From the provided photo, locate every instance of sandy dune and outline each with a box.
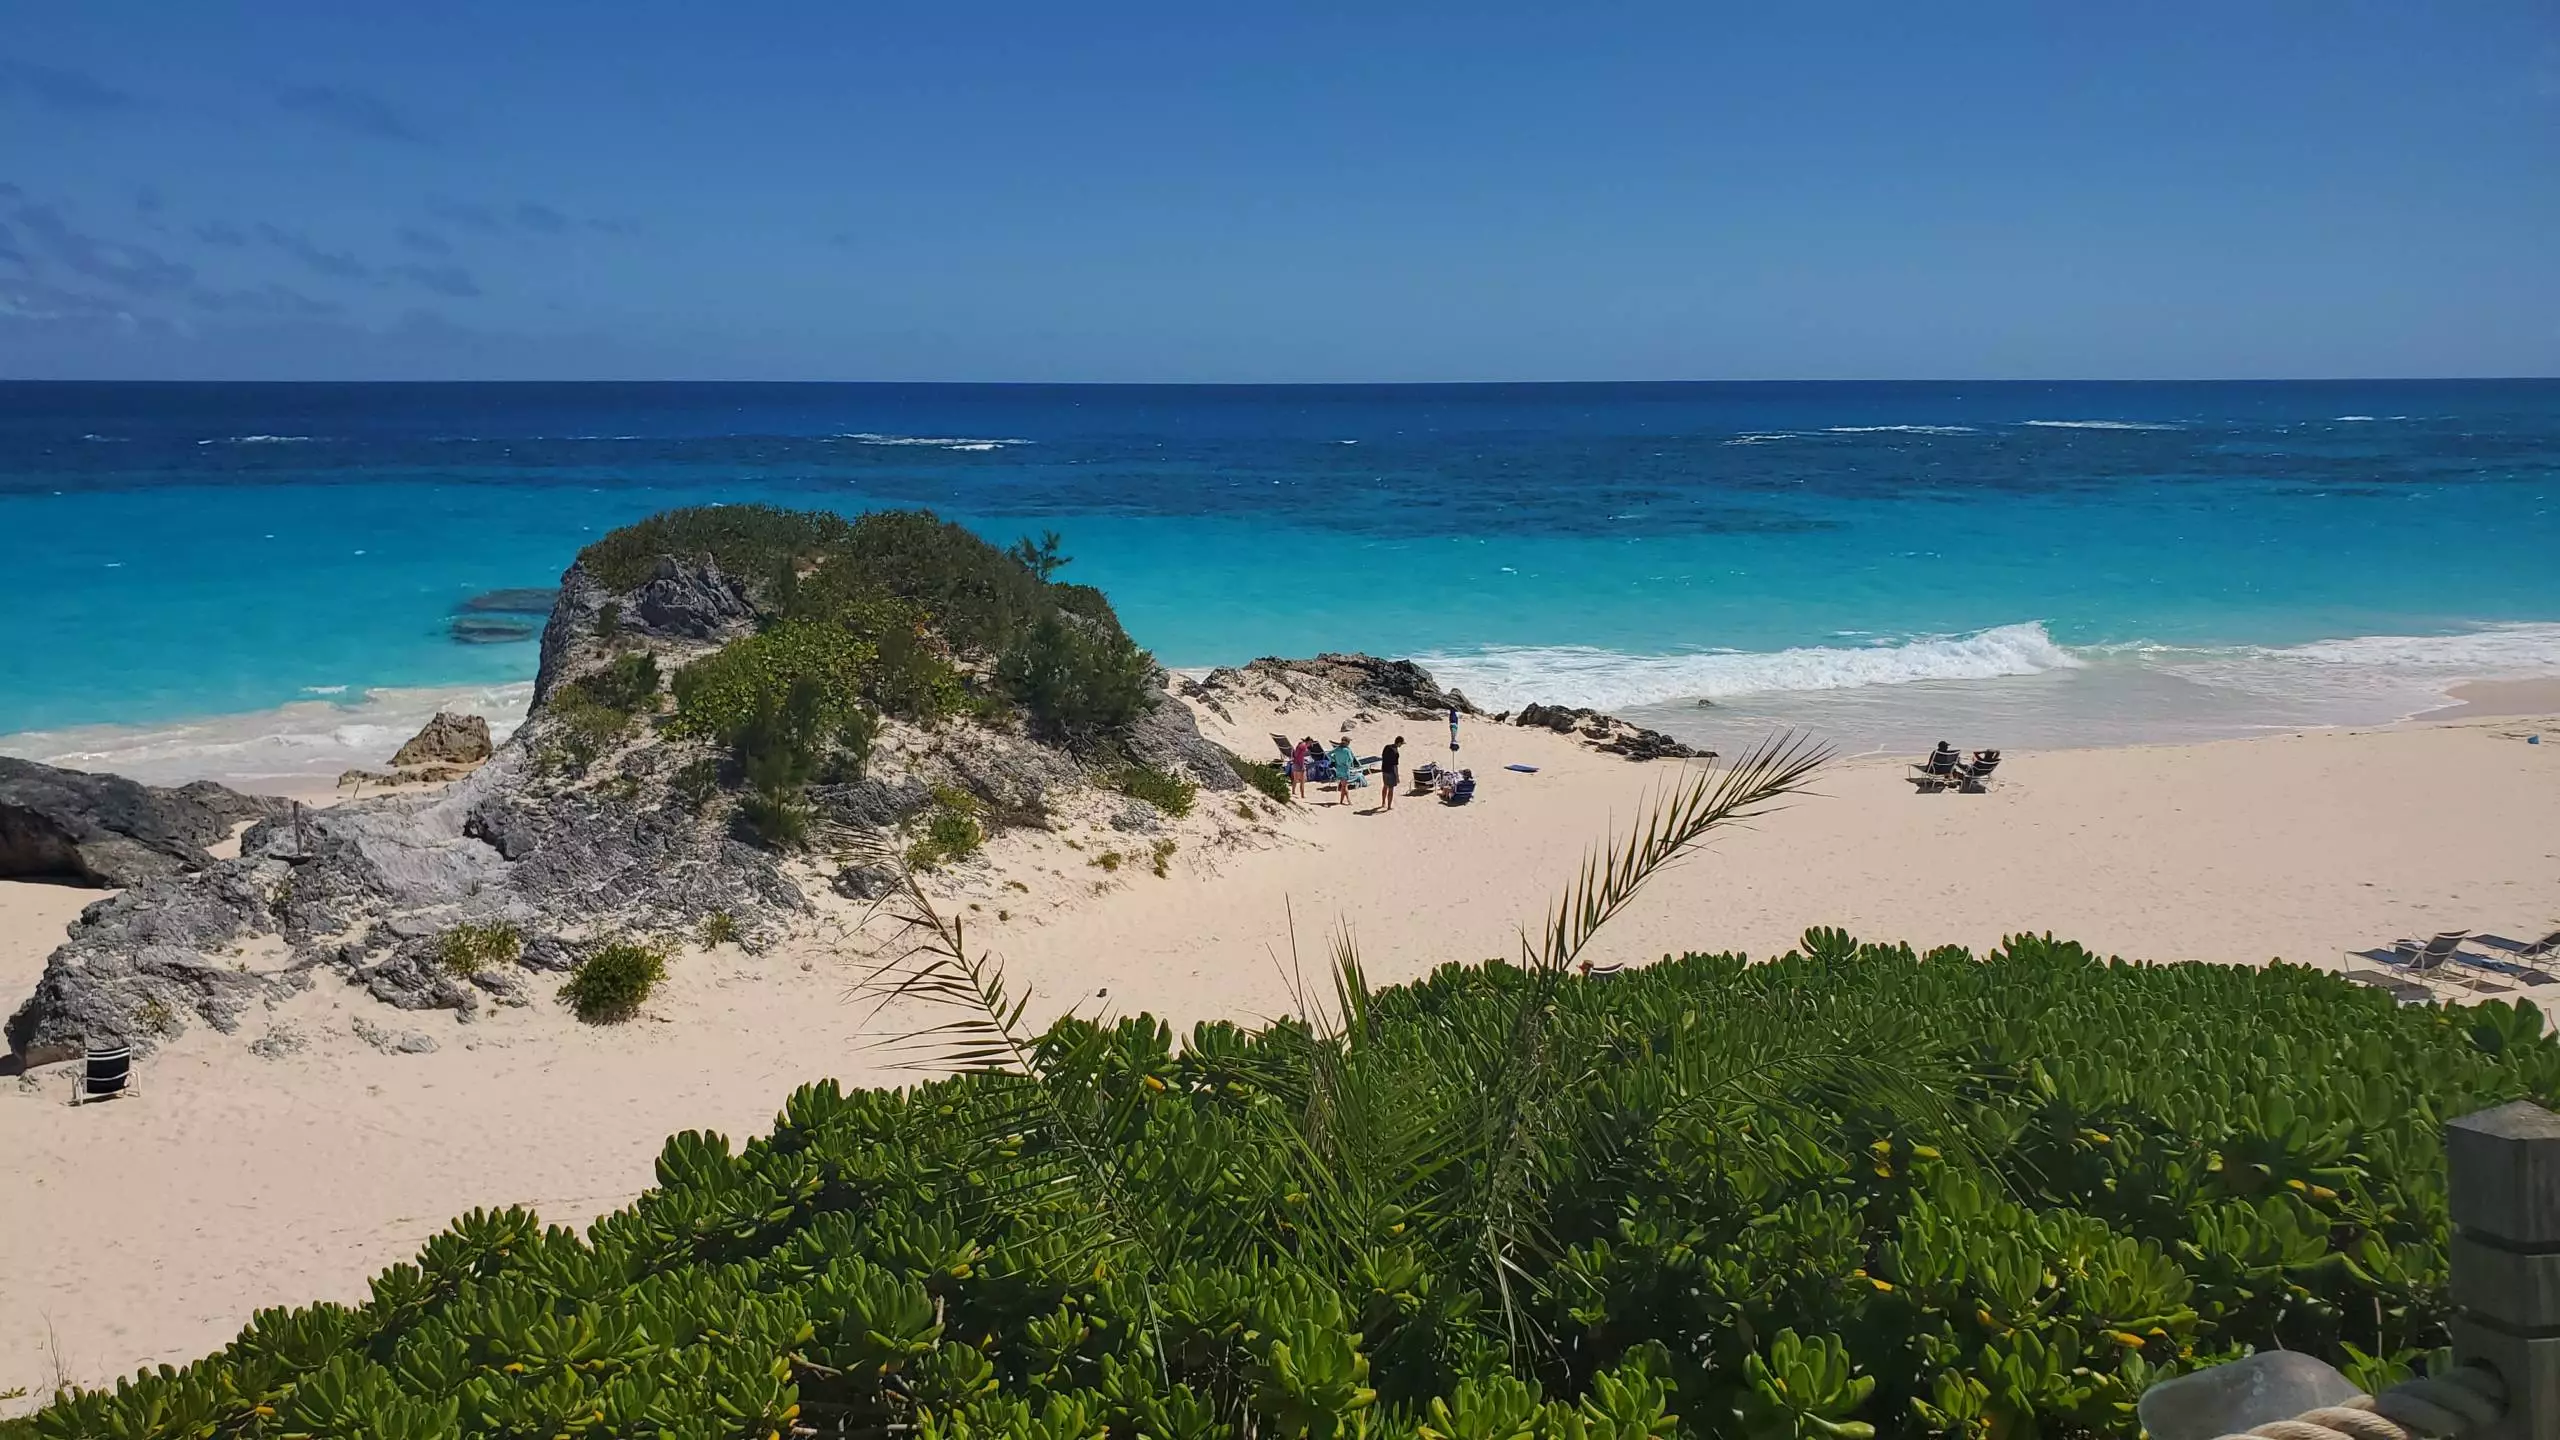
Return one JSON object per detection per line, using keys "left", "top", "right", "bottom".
{"left": 6, "top": 704, "right": 2559, "bottom": 1402}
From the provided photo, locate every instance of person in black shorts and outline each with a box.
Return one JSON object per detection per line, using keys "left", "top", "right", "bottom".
{"left": 1378, "top": 736, "right": 1404, "bottom": 811}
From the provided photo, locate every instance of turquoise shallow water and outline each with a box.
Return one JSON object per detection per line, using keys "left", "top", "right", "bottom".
{"left": 3, "top": 380, "right": 2556, "bottom": 777}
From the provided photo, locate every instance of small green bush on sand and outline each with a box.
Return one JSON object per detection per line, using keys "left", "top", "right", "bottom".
{"left": 1115, "top": 763, "right": 1197, "bottom": 818}
{"left": 1229, "top": 751, "right": 1294, "bottom": 805}
{"left": 557, "top": 939, "right": 668, "bottom": 1023}
{"left": 904, "top": 790, "right": 984, "bottom": 870}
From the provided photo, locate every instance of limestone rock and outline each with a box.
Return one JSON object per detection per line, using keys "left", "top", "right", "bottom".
{"left": 0, "top": 758, "right": 284, "bottom": 887}
{"left": 2136, "top": 1352, "right": 2363, "bottom": 1440}
{"left": 832, "top": 864, "right": 902, "bottom": 902}
{"left": 1512, "top": 703, "right": 1705, "bottom": 762}
{"left": 808, "top": 777, "right": 934, "bottom": 832}
{"left": 1122, "top": 689, "right": 1245, "bottom": 793}
{"left": 391, "top": 713, "right": 493, "bottom": 768}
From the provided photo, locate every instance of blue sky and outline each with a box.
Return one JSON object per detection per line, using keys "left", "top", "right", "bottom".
{"left": 2, "top": 2, "right": 2554, "bottom": 381}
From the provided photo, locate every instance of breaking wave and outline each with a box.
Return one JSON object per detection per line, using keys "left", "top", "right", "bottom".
{"left": 2019, "top": 420, "right": 2182, "bottom": 431}
{"left": 836, "top": 432, "right": 1029, "bottom": 451}
{"left": 0, "top": 682, "right": 535, "bottom": 787}
{"left": 1415, "top": 622, "right": 2084, "bottom": 711}
{"left": 196, "top": 435, "right": 318, "bottom": 445}
{"left": 1823, "top": 424, "right": 1978, "bottom": 435}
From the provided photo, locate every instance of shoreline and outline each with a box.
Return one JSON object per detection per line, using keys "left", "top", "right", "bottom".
{"left": 11, "top": 660, "right": 2560, "bottom": 796}
{"left": 7, "top": 697, "right": 2560, "bottom": 1398}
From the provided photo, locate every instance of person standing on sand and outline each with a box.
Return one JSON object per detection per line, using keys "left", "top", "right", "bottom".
{"left": 1329, "top": 736, "right": 1359, "bottom": 807}
{"left": 1377, "top": 736, "right": 1403, "bottom": 811}
{"left": 1288, "top": 737, "right": 1312, "bottom": 799}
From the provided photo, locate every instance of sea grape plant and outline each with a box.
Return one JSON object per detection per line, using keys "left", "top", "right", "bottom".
{"left": 13, "top": 744, "right": 2559, "bottom": 1440}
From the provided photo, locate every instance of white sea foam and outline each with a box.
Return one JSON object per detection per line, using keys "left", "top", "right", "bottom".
{"left": 1416, "top": 622, "right": 2084, "bottom": 711}
{"left": 836, "top": 432, "right": 1029, "bottom": 451}
{"left": 2334, "top": 415, "right": 2377, "bottom": 422}
{"left": 1725, "top": 432, "right": 1807, "bottom": 445}
{"left": 0, "top": 682, "right": 535, "bottom": 787}
{"left": 79, "top": 433, "right": 126, "bottom": 442}
{"left": 1824, "top": 424, "right": 1977, "bottom": 435}
{"left": 2019, "top": 420, "right": 2183, "bottom": 431}
{"left": 196, "top": 434, "right": 317, "bottom": 445}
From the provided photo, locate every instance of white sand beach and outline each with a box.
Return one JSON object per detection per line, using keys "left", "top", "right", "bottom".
{"left": 6, "top": 699, "right": 2559, "bottom": 1402}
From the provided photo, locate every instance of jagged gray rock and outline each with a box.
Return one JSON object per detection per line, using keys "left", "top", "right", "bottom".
{"left": 2, "top": 858, "right": 303, "bottom": 1065}
{"left": 7, "top": 746, "right": 805, "bottom": 1061}
{"left": 0, "top": 757, "right": 283, "bottom": 887}
{"left": 809, "top": 777, "right": 934, "bottom": 831}
{"left": 1243, "top": 654, "right": 1478, "bottom": 718}
{"left": 1511, "top": 703, "right": 1705, "bottom": 762}
{"left": 832, "top": 864, "right": 902, "bottom": 902}
{"left": 1123, "top": 689, "right": 1245, "bottom": 792}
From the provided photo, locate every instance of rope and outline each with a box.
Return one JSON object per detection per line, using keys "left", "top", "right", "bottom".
{"left": 2213, "top": 1364, "right": 2506, "bottom": 1440}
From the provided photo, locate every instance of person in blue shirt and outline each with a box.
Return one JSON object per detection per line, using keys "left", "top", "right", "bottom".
{"left": 1327, "top": 737, "right": 1359, "bottom": 807}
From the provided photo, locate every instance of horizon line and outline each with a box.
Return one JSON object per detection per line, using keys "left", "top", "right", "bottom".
{"left": 4, "top": 374, "right": 2558, "bottom": 387}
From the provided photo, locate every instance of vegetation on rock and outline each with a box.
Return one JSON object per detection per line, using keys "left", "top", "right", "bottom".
{"left": 997, "top": 610, "right": 1156, "bottom": 744}
{"left": 435, "top": 922, "right": 520, "bottom": 978}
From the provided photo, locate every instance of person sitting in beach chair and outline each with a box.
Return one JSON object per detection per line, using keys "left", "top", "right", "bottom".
{"left": 1953, "top": 751, "right": 2002, "bottom": 792}
{"left": 1910, "top": 741, "right": 1962, "bottom": 791}
{"left": 1438, "top": 768, "right": 1476, "bottom": 804}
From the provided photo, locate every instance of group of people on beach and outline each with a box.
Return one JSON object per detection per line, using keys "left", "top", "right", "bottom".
{"left": 1286, "top": 734, "right": 1406, "bottom": 811}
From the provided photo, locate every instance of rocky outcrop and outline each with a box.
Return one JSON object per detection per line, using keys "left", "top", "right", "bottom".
{"left": 391, "top": 713, "right": 494, "bottom": 768}
{"left": 2, "top": 860, "right": 303, "bottom": 1066}
{"left": 6, "top": 743, "right": 807, "bottom": 1061}
{"left": 1218, "top": 654, "right": 1478, "bottom": 719}
{"left": 0, "top": 758, "right": 283, "bottom": 887}
{"left": 1122, "top": 689, "right": 1245, "bottom": 793}
{"left": 1510, "top": 703, "right": 1708, "bottom": 762}
{"left": 533, "top": 555, "right": 759, "bottom": 707}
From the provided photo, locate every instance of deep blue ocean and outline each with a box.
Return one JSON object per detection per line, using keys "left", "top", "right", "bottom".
{"left": 4, "top": 380, "right": 2556, "bottom": 780}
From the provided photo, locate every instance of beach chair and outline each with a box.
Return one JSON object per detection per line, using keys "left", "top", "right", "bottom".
{"left": 1908, "top": 748, "right": 1960, "bottom": 792}
{"left": 1270, "top": 733, "right": 1295, "bottom": 761}
{"left": 2347, "top": 932, "right": 2510, "bottom": 998}
{"left": 2456, "top": 928, "right": 2560, "bottom": 985}
{"left": 2474, "top": 929, "right": 2560, "bottom": 964}
{"left": 74, "top": 1041, "right": 131, "bottom": 1104}
{"left": 1953, "top": 753, "right": 2002, "bottom": 793}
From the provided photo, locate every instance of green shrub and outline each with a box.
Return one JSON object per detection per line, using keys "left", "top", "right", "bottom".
{"left": 1007, "top": 529, "right": 1071, "bottom": 581}
{"left": 594, "top": 599, "right": 622, "bottom": 640}
{"left": 436, "top": 921, "right": 520, "bottom": 977}
{"left": 1148, "top": 838, "right": 1177, "bottom": 877}
{"left": 27, "top": 927, "right": 2560, "bottom": 1440}
{"left": 1089, "top": 849, "right": 1124, "bottom": 873}
{"left": 543, "top": 686, "right": 632, "bottom": 772}
{"left": 697, "top": 911, "right": 740, "bottom": 948}
{"left": 578, "top": 503, "right": 856, "bottom": 592}
{"left": 998, "top": 611, "right": 1157, "bottom": 744}
{"left": 1116, "top": 763, "right": 1197, "bottom": 818}
{"left": 905, "top": 791, "right": 984, "bottom": 870}
{"left": 564, "top": 652, "right": 661, "bottom": 714}
{"left": 670, "top": 755, "right": 723, "bottom": 813}
{"left": 1230, "top": 750, "right": 1293, "bottom": 804}
{"left": 669, "top": 621, "right": 875, "bottom": 743}
{"left": 557, "top": 939, "right": 668, "bottom": 1023}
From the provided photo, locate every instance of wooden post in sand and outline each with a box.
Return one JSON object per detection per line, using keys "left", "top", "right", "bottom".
{"left": 2447, "top": 1099, "right": 2560, "bottom": 1440}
